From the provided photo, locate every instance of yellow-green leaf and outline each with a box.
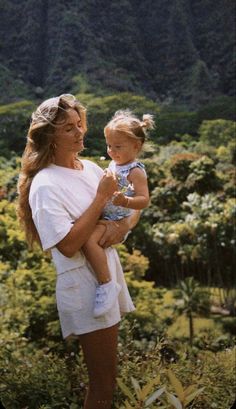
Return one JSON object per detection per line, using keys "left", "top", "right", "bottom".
{"left": 140, "top": 375, "right": 161, "bottom": 400}
{"left": 117, "top": 378, "right": 138, "bottom": 404}
{"left": 166, "top": 392, "right": 183, "bottom": 409}
{"left": 131, "top": 376, "right": 141, "bottom": 397}
{"left": 145, "top": 386, "right": 166, "bottom": 407}
{"left": 124, "top": 400, "right": 134, "bottom": 409}
{"left": 167, "top": 369, "right": 185, "bottom": 402}
{"left": 184, "top": 387, "right": 205, "bottom": 406}
{"left": 183, "top": 384, "right": 197, "bottom": 397}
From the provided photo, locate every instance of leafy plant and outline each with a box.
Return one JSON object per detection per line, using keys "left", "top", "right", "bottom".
{"left": 174, "top": 277, "right": 210, "bottom": 346}
{"left": 116, "top": 369, "right": 204, "bottom": 408}
{"left": 117, "top": 375, "right": 165, "bottom": 408}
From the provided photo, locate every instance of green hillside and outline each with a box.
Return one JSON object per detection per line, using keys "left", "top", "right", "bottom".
{"left": 0, "top": 0, "right": 234, "bottom": 106}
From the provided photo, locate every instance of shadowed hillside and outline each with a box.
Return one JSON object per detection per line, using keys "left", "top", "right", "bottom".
{"left": 0, "top": 0, "right": 234, "bottom": 105}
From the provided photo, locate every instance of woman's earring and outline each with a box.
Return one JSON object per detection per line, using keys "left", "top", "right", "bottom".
{"left": 51, "top": 143, "right": 57, "bottom": 150}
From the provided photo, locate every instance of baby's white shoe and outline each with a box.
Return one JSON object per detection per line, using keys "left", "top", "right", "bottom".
{"left": 93, "top": 281, "right": 121, "bottom": 318}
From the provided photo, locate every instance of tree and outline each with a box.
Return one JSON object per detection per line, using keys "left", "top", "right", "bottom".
{"left": 174, "top": 277, "right": 210, "bottom": 346}
{"left": 199, "top": 119, "right": 235, "bottom": 147}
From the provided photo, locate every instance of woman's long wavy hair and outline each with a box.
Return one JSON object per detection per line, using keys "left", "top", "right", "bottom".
{"left": 17, "top": 94, "right": 87, "bottom": 247}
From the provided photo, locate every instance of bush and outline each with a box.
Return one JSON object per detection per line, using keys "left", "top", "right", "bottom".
{"left": 0, "top": 100, "right": 35, "bottom": 156}
{"left": 170, "top": 152, "right": 201, "bottom": 181}
{"left": 199, "top": 119, "right": 235, "bottom": 147}
{"left": 0, "top": 347, "right": 87, "bottom": 408}
{"left": 197, "top": 96, "right": 236, "bottom": 122}
{"left": 157, "top": 111, "right": 200, "bottom": 143}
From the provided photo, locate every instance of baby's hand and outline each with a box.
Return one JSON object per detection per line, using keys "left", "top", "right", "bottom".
{"left": 112, "top": 192, "right": 128, "bottom": 207}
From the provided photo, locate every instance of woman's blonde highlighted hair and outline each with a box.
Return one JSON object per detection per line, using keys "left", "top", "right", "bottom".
{"left": 104, "top": 109, "right": 155, "bottom": 144}
{"left": 17, "top": 94, "right": 86, "bottom": 247}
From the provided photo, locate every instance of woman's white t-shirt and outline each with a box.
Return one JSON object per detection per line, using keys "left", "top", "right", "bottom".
{"left": 29, "top": 160, "right": 103, "bottom": 273}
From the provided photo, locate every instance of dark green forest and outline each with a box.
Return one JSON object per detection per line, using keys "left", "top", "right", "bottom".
{"left": 0, "top": 1, "right": 235, "bottom": 408}
{"left": 0, "top": 0, "right": 235, "bottom": 106}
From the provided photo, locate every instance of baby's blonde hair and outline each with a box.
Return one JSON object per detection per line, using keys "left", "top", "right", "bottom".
{"left": 104, "top": 109, "right": 155, "bottom": 144}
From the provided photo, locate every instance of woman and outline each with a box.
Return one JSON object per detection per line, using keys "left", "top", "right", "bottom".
{"left": 17, "top": 94, "right": 137, "bottom": 409}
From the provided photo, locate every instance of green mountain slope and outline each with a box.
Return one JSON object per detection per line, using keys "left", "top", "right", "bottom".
{"left": 0, "top": 0, "right": 234, "bottom": 105}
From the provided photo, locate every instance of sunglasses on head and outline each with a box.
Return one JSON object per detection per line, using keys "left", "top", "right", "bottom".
{"left": 32, "top": 94, "right": 77, "bottom": 125}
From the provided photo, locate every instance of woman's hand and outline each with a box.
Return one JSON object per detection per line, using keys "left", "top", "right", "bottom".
{"left": 97, "top": 220, "right": 125, "bottom": 248}
{"left": 96, "top": 170, "right": 118, "bottom": 201}
{"left": 98, "top": 211, "right": 140, "bottom": 248}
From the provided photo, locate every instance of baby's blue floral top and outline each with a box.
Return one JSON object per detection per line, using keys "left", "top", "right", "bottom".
{"left": 102, "top": 160, "right": 146, "bottom": 221}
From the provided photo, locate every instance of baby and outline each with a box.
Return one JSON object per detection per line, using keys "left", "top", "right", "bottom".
{"left": 82, "top": 110, "right": 154, "bottom": 317}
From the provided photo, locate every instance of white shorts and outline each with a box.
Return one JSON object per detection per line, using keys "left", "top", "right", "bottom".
{"left": 56, "top": 247, "right": 135, "bottom": 338}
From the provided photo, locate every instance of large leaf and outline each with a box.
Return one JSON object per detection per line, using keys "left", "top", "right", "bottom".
{"left": 140, "top": 375, "right": 161, "bottom": 400}
{"left": 131, "top": 376, "right": 141, "bottom": 396}
{"left": 124, "top": 400, "right": 134, "bottom": 409}
{"left": 117, "top": 378, "right": 138, "bottom": 404}
{"left": 167, "top": 369, "right": 185, "bottom": 402}
{"left": 184, "top": 387, "right": 205, "bottom": 406}
{"left": 183, "top": 384, "right": 197, "bottom": 397}
{"left": 166, "top": 392, "right": 183, "bottom": 409}
{"left": 145, "top": 386, "right": 166, "bottom": 407}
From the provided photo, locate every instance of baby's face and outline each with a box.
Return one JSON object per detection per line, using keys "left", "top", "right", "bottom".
{"left": 105, "top": 131, "right": 141, "bottom": 166}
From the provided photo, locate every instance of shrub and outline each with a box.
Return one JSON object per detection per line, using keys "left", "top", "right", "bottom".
{"left": 170, "top": 152, "right": 201, "bottom": 181}
{"left": 199, "top": 119, "right": 235, "bottom": 147}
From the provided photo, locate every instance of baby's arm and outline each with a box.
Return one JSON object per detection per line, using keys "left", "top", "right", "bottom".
{"left": 112, "top": 167, "right": 149, "bottom": 209}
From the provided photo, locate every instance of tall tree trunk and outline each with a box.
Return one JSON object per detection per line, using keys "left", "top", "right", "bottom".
{"left": 189, "top": 312, "right": 194, "bottom": 347}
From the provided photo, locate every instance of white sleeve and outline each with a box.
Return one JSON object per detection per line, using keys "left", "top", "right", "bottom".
{"left": 87, "top": 160, "right": 104, "bottom": 178}
{"left": 30, "top": 185, "right": 74, "bottom": 251}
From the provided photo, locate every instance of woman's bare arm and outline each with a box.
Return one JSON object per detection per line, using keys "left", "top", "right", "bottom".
{"left": 98, "top": 210, "right": 140, "bottom": 248}
{"left": 56, "top": 172, "right": 117, "bottom": 257}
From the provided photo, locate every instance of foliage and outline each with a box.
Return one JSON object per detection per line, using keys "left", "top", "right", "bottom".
{"left": 173, "top": 277, "right": 210, "bottom": 346}
{"left": 145, "top": 193, "right": 235, "bottom": 288}
{"left": 169, "top": 152, "right": 201, "bottom": 182}
{"left": 0, "top": 93, "right": 235, "bottom": 159}
{"left": 185, "top": 156, "right": 221, "bottom": 194}
{"left": 127, "top": 144, "right": 235, "bottom": 290}
{"left": 0, "top": 1, "right": 234, "bottom": 105}
{"left": 0, "top": 100, "right": 35, "bottom": 157}
{"left": 117, "top": 335, "right": 235, "bottom": 408}
{"left": 117, "top": 374, "right": 165, "bottom": 408}
{"left": 199, "top": 119, "right": 235, "bottom": 147}
{"left": 0, "top": 327, "right": 235, "bottom": 409}
{"left": 116, "top": 368, "right": 204, "bottom": 408}
{"left": 157, "top": 111, "right": 200, "bottom": 143}
{"left": 0, "top": 64, "right": 33, "bottom": 104}
{"left": 197, "top": 96, "right": 236, "bottom": 122}
{"left": 0, "top": 347, "right": 87, "bottom": 408}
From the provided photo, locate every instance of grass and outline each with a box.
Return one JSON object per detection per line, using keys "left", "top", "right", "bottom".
{"left": 167, "top": 315, "right": 218, "bottom": 338}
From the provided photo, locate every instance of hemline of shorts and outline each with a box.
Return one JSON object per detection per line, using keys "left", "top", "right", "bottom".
{"left": 62, "top": 317, "right": 121, "bottom": 339}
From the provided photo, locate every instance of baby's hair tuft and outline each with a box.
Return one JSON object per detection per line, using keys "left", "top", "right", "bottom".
{"left": 141, "top": 114, "right": 155, "bottom": 131}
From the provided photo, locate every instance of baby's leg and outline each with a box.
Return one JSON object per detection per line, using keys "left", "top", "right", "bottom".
{"left": 82, "top": 224, "right": 111, "bottom": 284}
{"left": 83, "top": 224, "right": 121, "bottom": 318}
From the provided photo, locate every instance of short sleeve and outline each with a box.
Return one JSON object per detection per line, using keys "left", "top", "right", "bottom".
{"left": 30, "top": 185, "right": 74, "bottom": 251}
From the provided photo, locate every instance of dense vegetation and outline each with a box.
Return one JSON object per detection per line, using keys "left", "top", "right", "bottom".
{"left": 0, "top": 92, "right": 235, "bottom": 158}
{"left": 0, "top": 0, "right": 235, "bottom": 106}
